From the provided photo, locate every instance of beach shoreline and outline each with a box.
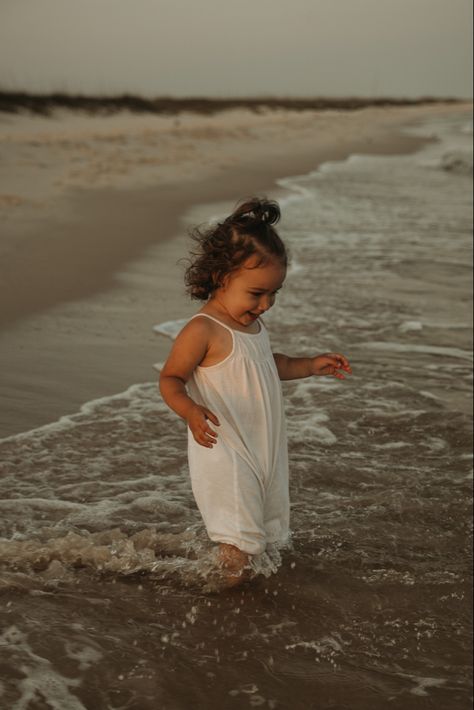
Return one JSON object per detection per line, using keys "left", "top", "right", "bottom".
{"left": 0, "top": 101, "right": 472, "bottom": 437}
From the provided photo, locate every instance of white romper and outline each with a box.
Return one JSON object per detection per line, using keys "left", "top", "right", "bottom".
{"left": 186, "top": 313, "right": 290, "bottom": 555}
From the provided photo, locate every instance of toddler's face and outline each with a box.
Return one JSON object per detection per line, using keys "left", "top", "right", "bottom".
{"left": 215, "top": 256, "right": 286, "bottom": 327}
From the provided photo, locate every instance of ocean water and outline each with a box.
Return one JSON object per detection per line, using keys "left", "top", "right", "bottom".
{"left": 0, "top": 112, "right": 472, "bottom": 709}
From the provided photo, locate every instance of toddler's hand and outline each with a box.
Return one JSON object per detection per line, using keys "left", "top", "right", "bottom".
{"left": 186, "top": 404, "right": 220, "bottom": 448}
{"left": 311, "top": 353, "right": 352, "bottom": 380}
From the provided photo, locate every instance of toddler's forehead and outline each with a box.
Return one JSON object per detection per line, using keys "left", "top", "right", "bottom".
{"left": 238, "top": 257, "right": 286, "bottom": 288}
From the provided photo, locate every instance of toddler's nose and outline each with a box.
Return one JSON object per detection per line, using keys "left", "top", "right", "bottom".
{"left": 259, "top": 295, "right": 272, "bottom": 312}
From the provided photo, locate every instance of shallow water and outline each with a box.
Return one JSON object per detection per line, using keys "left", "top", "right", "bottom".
{"left": 0, "top": 112, "right": 472, "bottom": 709}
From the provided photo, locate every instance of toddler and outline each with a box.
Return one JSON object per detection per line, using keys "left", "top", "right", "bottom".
{"left": 159, "top": 197, "right": 351, "bottom": 587}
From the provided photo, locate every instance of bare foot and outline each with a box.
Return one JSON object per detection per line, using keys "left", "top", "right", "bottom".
{"left": 218, "top": 543, "right": 252, "bottom": 588}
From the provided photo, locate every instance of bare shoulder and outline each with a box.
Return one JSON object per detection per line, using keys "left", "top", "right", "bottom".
{"left": 161, "top": 316, "right": 215, "bottom": 378}
{"left": 175, "top": 314, "right": 215, "bottom": 343}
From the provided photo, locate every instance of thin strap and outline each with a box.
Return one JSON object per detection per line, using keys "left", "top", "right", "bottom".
{"left": 190, "top": 312, "right": 235, "bottom": 336}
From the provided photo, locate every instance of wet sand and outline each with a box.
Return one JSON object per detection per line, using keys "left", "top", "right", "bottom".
{"left": 0, "top": 101, "right": 471, "bottom": 437}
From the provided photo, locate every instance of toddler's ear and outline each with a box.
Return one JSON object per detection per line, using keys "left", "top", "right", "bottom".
{"left": 213, "top": 271, "right": 230, "bottom": 291}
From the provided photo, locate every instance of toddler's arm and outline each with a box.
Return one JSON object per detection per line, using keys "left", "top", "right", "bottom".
{"left": 159, "top": 319, "right": 220, "bottom": 448}
{"left": 273, "top": 352, "right": 352, "bottom": 381}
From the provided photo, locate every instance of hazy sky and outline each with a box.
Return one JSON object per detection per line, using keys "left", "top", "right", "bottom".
{"left": 0, "top": 0, "right": 472, "bottom": 98}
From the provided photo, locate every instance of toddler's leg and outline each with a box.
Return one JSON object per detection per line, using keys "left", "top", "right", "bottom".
{"left": 218, "top": 543, "right": 252, "bottom": 588}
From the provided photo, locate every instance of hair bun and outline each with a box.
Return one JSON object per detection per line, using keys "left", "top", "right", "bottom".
{"left": 230, "top": 197, "right": 281, "bottom": 226}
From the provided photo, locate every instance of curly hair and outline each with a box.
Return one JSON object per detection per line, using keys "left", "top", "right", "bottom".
{"left": 184, "top": 196, "right": 288, "bottom": 300}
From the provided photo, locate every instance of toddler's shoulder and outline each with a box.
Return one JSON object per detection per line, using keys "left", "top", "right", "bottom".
{"left": 177, "top": 313, "right": 215, "bottom": 342}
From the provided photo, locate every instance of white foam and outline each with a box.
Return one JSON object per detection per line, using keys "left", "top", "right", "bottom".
{"left": 286, "top": 635, "right": 343, "bottom": 653}
{"left": 373, "top": 441, "right": 410, "bottom": 450}
{"left": 0, "top": 625, "right": 86, "bottom": 710}
{"left": 424, "top": 436, "right": 448, "bottom": 452}
{"left": 153, "top": 318, "right": 188, "bottom": 340}
{"left": 365, "top": 341, "right": 473, "bottom": 361}
{"left": 0, "top": 381, "right": 158, "bottom": 443}
{"left": 287, "top": 257, "right": 304, "bottom": 275}
{"left": 408, "top": 676, "right": 447, "bottom": 697}
{"left": 419, "top": 390, "right": 441, "bottom": 401}
{"left": 399, "top": 320, "right": 423, "bottom": 333}
{"left": 275, "top": 175, "right": 316, "bottom": 206}
{"left": 65, "top": 642, "right": 103, "bottom": 672}
{"left": 0, "top": 522, "right": 287, "bottom": 592}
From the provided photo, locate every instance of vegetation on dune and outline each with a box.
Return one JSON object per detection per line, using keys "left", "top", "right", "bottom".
{"left": 0, "top": 90, "right": 462, "bottom": 117}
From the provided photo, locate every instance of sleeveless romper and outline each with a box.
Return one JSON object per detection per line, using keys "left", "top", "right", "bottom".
{"left": 186, "top": 313, "right": 290, "bottom": 555}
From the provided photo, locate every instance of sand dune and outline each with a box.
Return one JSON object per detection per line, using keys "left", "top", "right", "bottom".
{"left": 0, "top": 100, "right": 470, "bottom": 217}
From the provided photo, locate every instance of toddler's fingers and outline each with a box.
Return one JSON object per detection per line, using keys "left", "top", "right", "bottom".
{"left": 324, "top": 364, "right": 345, "bottom": 379}
{"left": 201, "top": 422, "right": 217, "bottom": 440}
{"left": 204, "top": 409, "right": 220, "bottom": 427}
{"left": 334, "top": 355, "right": 349, "bottom": 367}
{"left": 196, "top": 431, "right": 214, "bottom": 448}
{"left": 326, "top": 352, "right": 351, "bottom": 369}
{"left": 202, "top": 425, "right": 217, "bottom": 443}
{"left": 330, "top": 356, "right": 352, "bottom": 374}
{"left": 325, "top": 364, "right": 344, "bottom": 378}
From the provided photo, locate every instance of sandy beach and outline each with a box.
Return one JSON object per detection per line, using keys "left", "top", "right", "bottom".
{"left": 0, "top": 100, "right": 471, "bottom": 437}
